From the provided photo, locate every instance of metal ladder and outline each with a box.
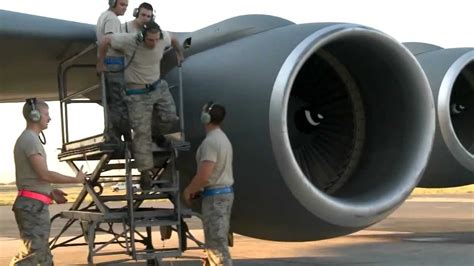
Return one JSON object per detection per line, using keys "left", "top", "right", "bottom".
{"left": 122, "top": 143, "right": 186, "bottom": 264}
{"left": 49, "top": 44, "right": 203, "bottom": 266}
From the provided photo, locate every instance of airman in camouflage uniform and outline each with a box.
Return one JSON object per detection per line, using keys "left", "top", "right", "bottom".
{"left": 183, "top": 103, "right": 234, "bottom": 266}
{"left": 97, "top": 20, "right": 184, "bottom": 189}
{"left": 11, "top": 197, "right": 53, "bottom": 266}
{"left": 103, "top": 62, "right": 131, "bottom": 142}
{"left": 96, "top": 0, "right": 131, "bottom": 143}
{"left": 202, "top": 194, "right": 234, "bottom": 266}
{"left": 11, "top": 99, "right": 85, "bottom": 265}
{"left": 126, "top": 79, "right": 179, "bottom": 171}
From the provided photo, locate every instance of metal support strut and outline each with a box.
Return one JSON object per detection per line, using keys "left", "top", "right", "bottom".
{"left": 49, "top": 45, "right": 204, "bottom": 265}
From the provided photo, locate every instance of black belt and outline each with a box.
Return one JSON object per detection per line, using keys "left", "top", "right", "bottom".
{"left": 125, "top": 79, "right": 161, "bottom": 95}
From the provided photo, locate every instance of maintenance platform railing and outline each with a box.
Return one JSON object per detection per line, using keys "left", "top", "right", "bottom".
{"left": 49, "top": 43, "right": 204, "bottom": 266}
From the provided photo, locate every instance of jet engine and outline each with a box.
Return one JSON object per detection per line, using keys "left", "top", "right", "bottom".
{"left": 164, "top": 15, "right": 435, "bottom": 241}
{"left": 404, "top": 43, "right": 474, "bottom": 188}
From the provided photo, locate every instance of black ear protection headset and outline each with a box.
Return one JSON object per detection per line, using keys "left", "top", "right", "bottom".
{"left": 26, "top": 98, "right": 41, "bottom": 122}
{"left": 108, "top": 0, "right": 117, "bottom": 8}
{"left": 136, "top": 22, "right": 163, "bottom": 43}
{"left": 25, "top": 98, "right": 47, "bottom": 144}
{"left": 133, "top": 5, "right": 155, "bottom": 20}
{"left": 201, "top": 102, "right": 215, "bottom": 124}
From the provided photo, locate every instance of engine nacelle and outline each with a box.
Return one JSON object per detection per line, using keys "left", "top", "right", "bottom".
{"left": 405, "top": 42, "right": 474, "bottom": 188}
{"left": 164, "top": 15, "right": 435, "bottom": 241}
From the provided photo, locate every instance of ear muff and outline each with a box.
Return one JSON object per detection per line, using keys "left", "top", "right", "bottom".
{"left": 133, "top": 7, "right": 139, "bottom": 17}
{"left": 133, "top": 6, "right": 156, "bottom": 20}
{"left": 136, "top": 24, "right": 163, "bottom": 42}
{"left": 26, "top": 98, "right": 41, "bottom": 122}
{"left": 108, "top": 0, "right": 117, "bottom": 8}
{"left": 158, "top": 28, "right": 163, "bottom": 40}
{"left": 201, "top": 102, "right": 215, "bottom": 124}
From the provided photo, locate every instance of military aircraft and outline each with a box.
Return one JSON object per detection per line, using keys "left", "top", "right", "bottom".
{"left": 0, "top": 10, "right": 472, "bottom": 242}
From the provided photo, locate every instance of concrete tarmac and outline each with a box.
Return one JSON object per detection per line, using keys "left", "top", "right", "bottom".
{"left": 0, "top": 194, "right": 473, "bottom": 265}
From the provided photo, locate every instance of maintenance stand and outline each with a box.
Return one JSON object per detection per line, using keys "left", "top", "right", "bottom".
{"left": 48, "top": 44, "right": 204, "bottom": 265}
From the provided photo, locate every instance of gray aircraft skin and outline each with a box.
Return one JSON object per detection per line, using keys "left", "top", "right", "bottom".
{"left": 0, "top": 10, "right": 98, "bottom": 102}
{"left": 0, "top": 10, "right": 471, "bottom": 241}
{"left": 404, "top": 42, "right": 474, "bottom": 188}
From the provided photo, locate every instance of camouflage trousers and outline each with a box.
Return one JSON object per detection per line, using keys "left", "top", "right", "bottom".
{"left": 10, "top": 197, "right": 53, "bottom": 266}
{"left": 104, "top": 60, "right": 131, "bottom": 142}
{"left": 202, "top": 193, "right": 234, "bottom": 266}
{"left": 125, "top": 79, "right": 179, "bottom": 171}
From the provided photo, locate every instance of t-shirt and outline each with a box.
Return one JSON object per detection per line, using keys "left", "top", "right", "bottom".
{"left": 96, "top": 10, "right": 122, "bottom": 57}
{"left": 196, "top": 128, "right": 234, "bottom": 188}
{"left": 14, "top": 130, "right": 52, "bottom": 195}
{"left": 110, "top": 31, "right": 172, "bottom": 84}
{"left": 121, "top": 21, "right": 140, "bottom": 33}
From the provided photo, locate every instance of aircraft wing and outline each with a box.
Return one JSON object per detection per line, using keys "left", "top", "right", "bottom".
{"left": 0, "top": 10, "right": 98, "bottom": 102}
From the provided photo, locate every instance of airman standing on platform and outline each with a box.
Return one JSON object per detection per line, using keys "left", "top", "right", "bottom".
{"left": 96, "top": 0, "right": 131, "bottom": 143}
{"left": 122, "top": 2, "right": 155, "bottom": 33}
{"left": 96, "top": 20, "right": 184, "bottom": 190}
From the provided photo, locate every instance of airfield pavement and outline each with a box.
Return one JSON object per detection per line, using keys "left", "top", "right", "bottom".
{"left": 0, "top": 193, "right": 473, "bottom": 265}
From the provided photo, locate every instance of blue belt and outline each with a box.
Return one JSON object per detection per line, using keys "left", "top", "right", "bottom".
{"left": 202, "top": 186, "right": 233, "bottom": 197}
{"left": 104, "top": 56, "right": 124, "bottom": 65}
{"left": 125, "top": 79, "right": 161, "bottom": 95}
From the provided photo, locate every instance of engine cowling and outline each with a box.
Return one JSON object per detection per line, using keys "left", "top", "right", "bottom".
{"left": 165, "top": 15, "right": 435, "bottom": 241}
{"left": 405, "top": 42, "right": 474, "bottom": 188}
